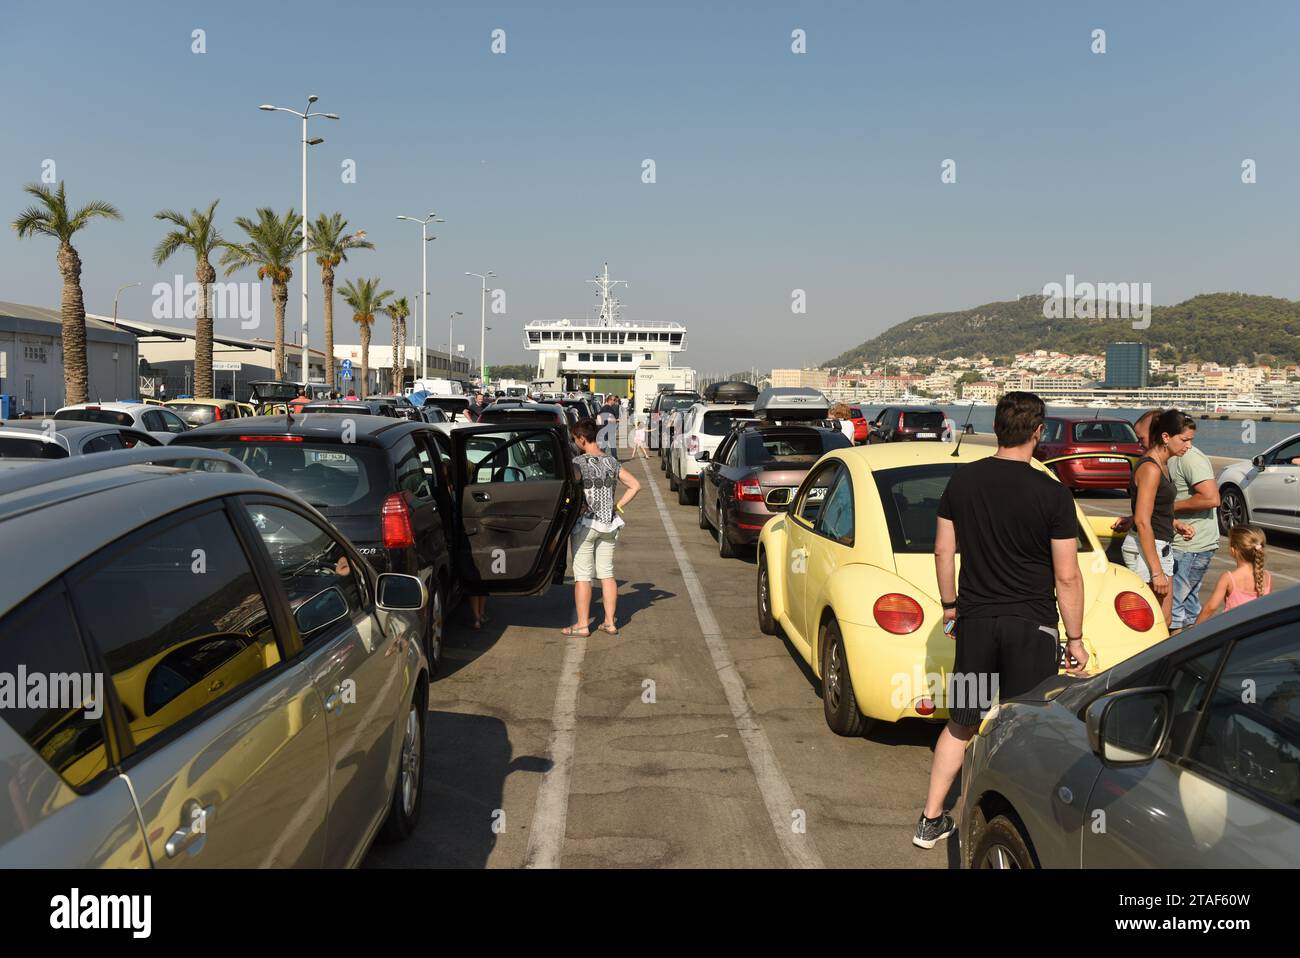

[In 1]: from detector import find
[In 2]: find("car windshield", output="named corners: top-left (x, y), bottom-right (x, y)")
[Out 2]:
top-left (0, 436), bottom-right (67, 459)
top-left (660, 395), bottom-right (698, 412)
top-left (1072, 421), bottom-right (1138, 443)
top-left (873, 462), bottom-right (1093, 554)
top-left (184, 440), bottom-right (387, 512)
top-left (701, 409), bottom-right (752, 436)
top-left (54, 409), bottom-right (134, 427)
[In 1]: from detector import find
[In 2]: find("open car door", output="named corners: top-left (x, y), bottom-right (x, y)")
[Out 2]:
top-left (450, 423), bottom-right (582, 595)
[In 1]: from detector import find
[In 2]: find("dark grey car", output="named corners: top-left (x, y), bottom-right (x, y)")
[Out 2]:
top-left (0, 420), bottom-right (165, 458)
top-left (959, 586), bottom-right (1300, 868)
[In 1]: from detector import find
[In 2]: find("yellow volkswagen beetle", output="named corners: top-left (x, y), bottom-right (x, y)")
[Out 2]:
top-left (756, 441), bottom-right (1167, 735)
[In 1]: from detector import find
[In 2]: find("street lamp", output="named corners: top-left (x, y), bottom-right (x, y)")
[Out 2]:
top-left (465, 271), bottom-right (495, 386)
top-left (448, 311), bottom-right (463, 376)
top-left (259, 95), bottom-right (339, 381)
top-left (112, 281), bottom-right (141, 330)
top-left (397, 212), bottom-right (443, 380)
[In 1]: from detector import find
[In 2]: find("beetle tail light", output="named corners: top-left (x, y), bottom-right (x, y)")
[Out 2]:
top-left (873, 593), bottom-right (924, 634)
top-left (1114, 591), bottom-right (1155, 632)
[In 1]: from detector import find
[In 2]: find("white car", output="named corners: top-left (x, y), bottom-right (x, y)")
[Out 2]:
top-left (1216, 431), bottom-right (1300, 534)
top-left (54, 402), bottom-right (191, 441)
top-left (667, 402), bottom-right (754, 506)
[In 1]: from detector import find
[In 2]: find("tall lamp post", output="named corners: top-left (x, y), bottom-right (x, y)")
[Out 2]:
top-left (465, 271), bottom-right (494, 386)
top-left (448, 310), bottom-right (463, 377)
top-left (397, 212), bottom-right (443, 381)
top-left (259, 95), bottom-right (338, 382)
top-left (112, 281), bottom-right (141, 330)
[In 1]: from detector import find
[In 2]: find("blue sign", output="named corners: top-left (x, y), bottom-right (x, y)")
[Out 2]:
top-left (341, 358), bottom-right (353, 380)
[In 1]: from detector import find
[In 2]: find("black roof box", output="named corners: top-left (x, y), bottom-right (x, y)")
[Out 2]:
top-left (752, 387), bottom-right (830, 421)
top-left (702, 381), bottom-right (759, 403)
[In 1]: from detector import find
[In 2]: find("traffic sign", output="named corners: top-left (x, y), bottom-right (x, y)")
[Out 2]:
top-left (213, 361), bottom-right (242, 371)
top-left (342, 358), bottom-right (354, 380)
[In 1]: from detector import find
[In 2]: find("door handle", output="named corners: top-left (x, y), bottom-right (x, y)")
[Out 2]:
top-left (165, 802), bottom-right (215, 858)
top-left (324, 685), bottom-right (342, 714)
top-left (1286, 476), bottom-right (1298, 484)
top-left (472, 491), bottom-right (491, 502)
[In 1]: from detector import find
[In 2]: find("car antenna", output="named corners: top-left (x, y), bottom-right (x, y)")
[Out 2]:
top-left (951, 402), bottom-right (976, 457)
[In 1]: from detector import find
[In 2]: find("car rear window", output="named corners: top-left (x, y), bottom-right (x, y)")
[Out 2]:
top-left (169, 403), bottom-right (219, 425)
top-left (1072, 421), bottom-right (1138, 443)
top-left (0, 437), bottom-right (67, 459)
top-left (901, 411), bottom-right (945, 431)
top-left (184, 440), bottom-right (389, 513)
top-left (54, 409), bottom-right (134, 427)
top-left (742, 429), bottom-right (848, 464)
top-left (701, 408), bottom-right (752, 436)
top-left (659, 395), bottom-right (698, 413)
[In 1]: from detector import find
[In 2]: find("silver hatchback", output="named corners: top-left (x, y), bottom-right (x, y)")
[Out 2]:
top-left (0, 448), bottom-right (430, 867)
top-left (959, 586), bottom-right (1300, 868)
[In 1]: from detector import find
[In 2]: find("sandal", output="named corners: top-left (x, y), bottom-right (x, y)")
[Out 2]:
top-left (598, 623), bottom-right (619, 635)
top-left (561, 624), bottom-right (590, 637)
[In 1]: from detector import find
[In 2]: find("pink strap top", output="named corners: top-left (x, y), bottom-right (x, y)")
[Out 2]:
top-left (1224, 570), bottom-right (1271, 610)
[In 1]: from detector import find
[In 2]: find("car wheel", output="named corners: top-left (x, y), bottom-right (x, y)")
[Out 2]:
top-left (757, 551), bottom-right (778, 635)
top-left (668, 458), bottom-right (679, 492)
top-left (718, 502), bottom-right (737, 558)
top-left (378, 683), bottom-right (426, 843)
top-left (698, 489), bottom-right (711, 529)
top-left (971, 813), bottom-right (1037, 869)
top-left (1219, 485), bottom-right (1248, 534)
top-left (426, 578), bottom-right (446, 675)
top-left (819, 618), bottom-right (869, 736)
top-left (677, 477), bottom-right (694, 505)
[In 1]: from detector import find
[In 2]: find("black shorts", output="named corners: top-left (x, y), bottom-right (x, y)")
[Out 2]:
top-left (948, 616), bottom-right (1058, 726)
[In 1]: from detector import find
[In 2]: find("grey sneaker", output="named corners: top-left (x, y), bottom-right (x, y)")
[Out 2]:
top-left (912, 812), bottom-right (955, 849)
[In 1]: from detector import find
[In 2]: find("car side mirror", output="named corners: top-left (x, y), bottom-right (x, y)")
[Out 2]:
top-left (377, 573), bottom-right (427, 612)
top-left (1252, 455), bottom-right (1264, 468)
top-left (1085, 686), bottom-right (1172, 765)
top-left (765, 487), bottom-right (793, 511)
top-left (294, 587), bottom-right (350, 635)
top-left (695, 451), bottom-right (710, 462)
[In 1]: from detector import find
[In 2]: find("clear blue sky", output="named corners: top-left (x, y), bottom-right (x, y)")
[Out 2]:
top-left (3, 0), bottom-right (1298, 372)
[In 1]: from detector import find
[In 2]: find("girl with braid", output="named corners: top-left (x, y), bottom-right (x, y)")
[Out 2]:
top-left (1195, 526), bottom-right (1272, 623)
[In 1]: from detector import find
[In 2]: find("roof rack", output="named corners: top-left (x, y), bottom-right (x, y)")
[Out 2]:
top-left (0, 446), bottom-right (253, 500)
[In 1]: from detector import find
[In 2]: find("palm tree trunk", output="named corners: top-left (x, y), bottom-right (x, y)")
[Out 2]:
top-left (359, 323), bottom-right (371, 395)
top-left (391, 313), bottom-right (399, 393)
top-left (321, 264), bottom-right (335, 389)
top-left (272, 279), bottom-right (288, 379)
top-left (57, 242), bottom-right (89, 405)
top-left (194, 259), bottom-right (216, 398)
top-left (398, 318), bottom-right (407, 392)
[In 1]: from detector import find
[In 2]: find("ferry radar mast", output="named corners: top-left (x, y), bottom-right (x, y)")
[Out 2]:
top-left (586, 262), bottom-right (628, 327)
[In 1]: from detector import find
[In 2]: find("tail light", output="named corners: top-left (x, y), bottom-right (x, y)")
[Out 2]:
top-left (736, 479), bottom-right (764, 501)
top-left (873, 593), bottom-right (924, 634)
top-left (242, 435), bottom-right (302, 442)
top-left (382, 493), bottom-right (415, 549)
top-left (915, 698), bottom-right (936, 717)
top-left (687, 435), bottom-right (699, 454)
top-left (213, 407), bottom-right (222, 421)
top-left (1114, 591), bottom-right (1155, 632)
top-left (898, 412), bottom-right (906, 431)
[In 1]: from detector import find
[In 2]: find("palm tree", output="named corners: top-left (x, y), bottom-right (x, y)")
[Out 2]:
top-left (153, 200), bottom-right (227, 398)
top-left (339, 277), bottom-right (393, 395)
top-left (220, 207), bottom-right (302, 379)
top-left (11, 182), bottom-right (122, 404)
top-left (307, 212), bottom-right (373, 389)
top-left (386, 296), bottom-right (411, 394)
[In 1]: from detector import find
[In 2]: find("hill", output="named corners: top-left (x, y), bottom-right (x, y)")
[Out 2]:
top-left (824, 293), bottom-right (1300, 368)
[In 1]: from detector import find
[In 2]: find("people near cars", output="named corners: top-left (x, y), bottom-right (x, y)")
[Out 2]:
top-left (828, 403), bottom-right (855, 444)
top-left (289, 386), bottom-right (311, 413)
top-left (631, 416), bottom-right (650, 459)
top-left (563, 417), bottom-right (641, 637)
top-left (1168, 415), bottom-right (1221, 633)
top-left (916, 391), bottom-right (1087, 851)
top-left (1195, 525), bottom-right (1272, 623)
top-left (1122, 409), bottom-right (1195, 627)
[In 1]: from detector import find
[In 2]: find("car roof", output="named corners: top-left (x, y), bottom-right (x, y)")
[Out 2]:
top-left (828, 438), bottom-right (994, 472)
top-left (0, 421), bottom-right (129, 438)
top-left (57, 402), bottom-right (151, 415)
top-left (183, 413), bottom-right (411, 444)
top-left (167, 398), bottom-right (234, 407)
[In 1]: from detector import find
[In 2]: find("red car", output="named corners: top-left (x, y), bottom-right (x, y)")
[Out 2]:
top-left (847, 405), bottom-right (870, 443)
top-left (1035, 416), bottom-right (1144, 491)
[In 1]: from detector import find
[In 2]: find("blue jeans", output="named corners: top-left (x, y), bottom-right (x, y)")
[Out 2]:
top-left (1171, 549), bottom-right (1215, 629)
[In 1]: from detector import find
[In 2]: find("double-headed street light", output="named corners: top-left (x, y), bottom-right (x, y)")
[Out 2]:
top-left (259, 95), bottom-right (339, 382)
top-left (396, 212), bottom-right (443, 380)
top-left (465, 271), bottom-right (495, 386)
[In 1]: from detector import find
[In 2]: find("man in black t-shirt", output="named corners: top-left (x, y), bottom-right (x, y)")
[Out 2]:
top-left (913, 391), bottom-right (1088, 850)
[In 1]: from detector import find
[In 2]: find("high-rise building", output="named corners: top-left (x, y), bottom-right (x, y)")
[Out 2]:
top-left (1105, 342), bottom-right (1149, 389)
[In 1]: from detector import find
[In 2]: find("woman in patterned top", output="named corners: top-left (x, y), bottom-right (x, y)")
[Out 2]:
top-left (563, 417), bottom-right (641, 636)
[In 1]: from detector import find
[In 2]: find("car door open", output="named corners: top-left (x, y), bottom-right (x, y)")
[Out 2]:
top-left (451, 424), bottom-right (581, 595)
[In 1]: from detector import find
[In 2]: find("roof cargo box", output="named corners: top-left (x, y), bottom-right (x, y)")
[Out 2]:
top-left (752, 387), bottom-right (830, 421)
top-left (702, 381), bottom-right (759, 403)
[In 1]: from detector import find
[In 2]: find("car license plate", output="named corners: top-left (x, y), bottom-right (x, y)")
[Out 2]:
top-left (807, 487), bottom-right (827, 502)
top-left (1098, 457), bottom-right (1126, 464)
top-left (916, 432), bottom-right (937, 439)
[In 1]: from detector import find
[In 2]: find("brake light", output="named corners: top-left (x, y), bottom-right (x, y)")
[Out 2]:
top-left (1114, 591), bottom-right (1155, 632)
top-left (382, 493), bottom-right (416, 549)
top-left (898, 412), bottom-right (905, 431)
top-left (241, 435), bottom-right (303, 442)
top-left (873, 593), bottom-right (924, 634)
top-left (213, 407), bottom-right (222, 421)
top-left (915, 698), bottom-right (936, 717)
top-left (85, 405), bottom-right (100, 411)
top-left (737, 479), bottom-right (763, 501)
top-left (687, 434), bottom-right (699, 454)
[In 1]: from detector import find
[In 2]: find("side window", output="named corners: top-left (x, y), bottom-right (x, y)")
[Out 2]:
top-left (1266, 438), bottom-right (1300, 466)
top-left (724, 437), bottom-right (740, 467)
top-left (1043, 419), bottom-right (1064, 443)
top-left (795, 463), bottom-right (838, 527)
top-left (82, 432), bottom-right (126, 454)
top-left (392, 437), bottom-right (433, 501)
top-left (0, 586), bottom-right (109, 790)
top-left (160, 410), bottom-right (190, 434)
top-left (69, 509), bottom-right (282, 752)
top-left (816, 470), bottom-right (855, 545)
top-left (1186, 626), bottom-right (1300, 810)
top-left (142, 411), bottom-right (164, 432)
top-left (242, 501), bottom-right (365, 644)
top-left (465, 430), bottom-right (563, 484)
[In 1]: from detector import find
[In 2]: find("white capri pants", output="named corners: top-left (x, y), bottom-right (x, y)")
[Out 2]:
top-left (572, 523), bottom-right (620, 581)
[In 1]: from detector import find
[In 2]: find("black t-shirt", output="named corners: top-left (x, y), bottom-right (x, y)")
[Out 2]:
top-left (936, 456), bottom-right (1079, 627)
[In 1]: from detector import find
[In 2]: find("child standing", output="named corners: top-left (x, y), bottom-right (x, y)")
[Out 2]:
top-left (631, 416), bottom-right (650, 459)
top-left (563, 417), bottom-right (641, 637)
top-left (1195, 526), bottom-right (1271, 624)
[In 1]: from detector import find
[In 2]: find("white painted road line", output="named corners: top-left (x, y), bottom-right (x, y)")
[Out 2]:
top-left (640, 459), bottom-right (825, 869)
top-left (523, 631), bottom-right (587, 868)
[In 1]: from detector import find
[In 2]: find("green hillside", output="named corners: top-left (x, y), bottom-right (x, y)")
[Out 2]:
top-left (825, 293), bottom-right (1300, 368)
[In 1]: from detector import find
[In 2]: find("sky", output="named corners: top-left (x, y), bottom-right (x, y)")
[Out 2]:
top-left (3, 0), bottom-right (1299, 374)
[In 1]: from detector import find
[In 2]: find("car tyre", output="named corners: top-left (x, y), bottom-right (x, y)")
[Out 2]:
top-left (378, 682), bottom-right (427, 843)
top-left (1219, 485), bottom-right (1248, 534)
top-left (970, 813), bottom-right (1037, 870)
top-left (677, 476), bottom-right (694, 505)
top-left (820, 618), bottom-right (869, 737)
top-left (757, 551), bottom-right (778, 635)
top-left (698, 489), bottom-right (711, 529)
top-left (668, 457), bottom-right (679, 492)
top-left (717, 501), bottom-right (737, 558)
top-left (426, 578), bottom-right (446, 675)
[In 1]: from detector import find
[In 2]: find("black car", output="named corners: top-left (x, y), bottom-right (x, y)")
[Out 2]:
top-left (366, 395), bottom-right (422, 421)
top-left (304, 399), bottom-right (399, 418)
top-left (867, 407), bottom-right (946, 443)
top-left (423, 395), bottom-right (471, 422)
top-left (651, 390), bottom-right (701, 470)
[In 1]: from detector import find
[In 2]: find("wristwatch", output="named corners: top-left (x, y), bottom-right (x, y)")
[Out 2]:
top-left (941, 599), bottom-right (957, 611)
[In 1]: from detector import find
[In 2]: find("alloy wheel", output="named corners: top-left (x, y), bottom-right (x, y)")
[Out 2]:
top-left (399, 706), bottom-right (421, 817)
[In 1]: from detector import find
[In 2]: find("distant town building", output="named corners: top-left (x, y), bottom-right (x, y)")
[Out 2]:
top-left (770, 367), bottom-right (831, 390)
top-left (1105, 342), bottom-right (1150, 389)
